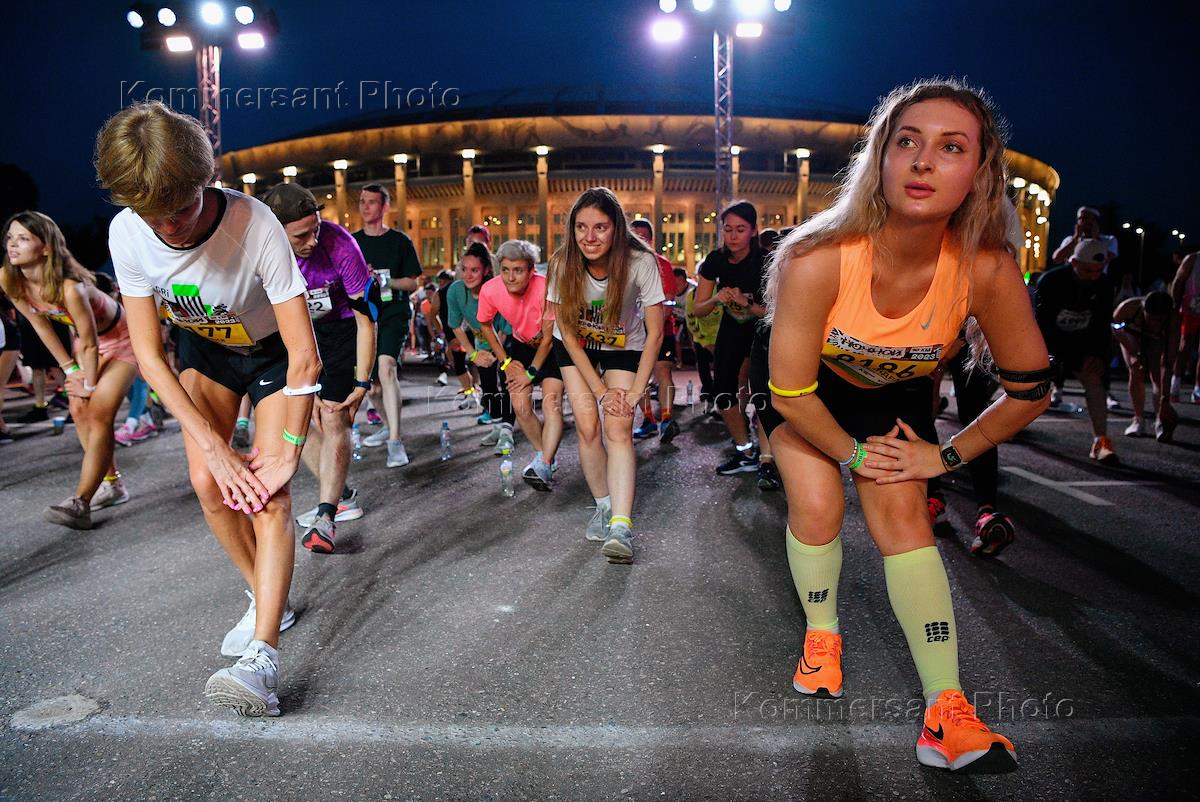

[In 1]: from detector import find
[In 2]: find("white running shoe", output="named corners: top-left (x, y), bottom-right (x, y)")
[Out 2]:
top-left (205, 639), bottom-right (281, 717)
top-left (1124, 418), bottom-right (1145, 437)
top-left (386, 440), bottom-right (410, 468)
top-left (295, 490), bottom-right (364, 527)
top-left (362, 426), bottom-right (390, 447)
top-left (436, 372), bottom-right (448, 386)
top-left (522, 456), bottom-right (553, 492)
top-left (602, 521), bottom-right (634, 564)
top-left (480, 424), bottom-right (501, 447)
top-left (494, 425), bottom-right (515, 456)
top-left (222, 589), bottom-right (296, 657)
top-left (90, 477), bottom-right (130, 509)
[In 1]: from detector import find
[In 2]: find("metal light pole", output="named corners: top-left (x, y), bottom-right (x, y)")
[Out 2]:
top-left (197, 45), bottom-right (222, 159)
top-left (713, 30), bottom-right (734, 216)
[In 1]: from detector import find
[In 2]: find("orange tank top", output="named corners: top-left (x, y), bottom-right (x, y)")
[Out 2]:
top-left (820, 236), bottom-right (968, 389)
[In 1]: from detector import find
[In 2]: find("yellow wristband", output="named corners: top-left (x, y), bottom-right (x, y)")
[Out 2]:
top-left (500, 357), bottom-right (513, 370)
top-left (468, 350), bottom-right (479, 363)
top-left (768, 378), bottom-right (818, 397)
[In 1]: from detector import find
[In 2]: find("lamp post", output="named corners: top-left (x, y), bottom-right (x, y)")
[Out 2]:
top-left (651, 0), bottom-right (795, 216)
top-left (126, 2), bottom-right (278, 180)
top-left (1123, 222), bottom-right (1147, 289)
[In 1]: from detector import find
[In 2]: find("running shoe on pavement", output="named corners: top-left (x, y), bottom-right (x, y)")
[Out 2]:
top-left (632, 420), bottom-right (657, 440)
top-left (522, 456), bottom-right (553, 492)
top-left (295, 489), bottom-right (363, 527)
top-left (204, 639), bottom-right (281, 717)
top-left (476, 410), bottom-right (494, 425)
top-left (970, 510), bottom-right (1016, 558)
top-left (222, 589), bottom-right (296, 657)
top-left (717, 448), bottom-right (758, 475)
top-left (44, 496), bottom-right (92, 530)
top-left (480, 424), bottom-right (501, 447)
top-left (90, 477), bottom-right (130, 510)
top-left (659, 418), bottom-right (680, 444)
top-left (585, 506), bottom-right (611, 542)
top-left (757, 460), bottom-right (783, 491)
top-left (436, 371), bottom-right (448, 386)
top-left (494, 425), bottom-right (515, 456)
top-left (916, 689), bottom-right (1017, 772)
top-left (927, 496), bottom-right (948, 527)
top-left (301, 515), bottom-right (336, 554)
top-left (1123, 418), bottom-right (1145, 437)
top-left (386, 440), bottom-right (410, 468)
top-left (362, 426), bottom-right (390, 447)
top-left (366, 407), bottom-right (383, 426)
top-left (19, 405), bottom-right (49, 423)
top-left (115, 421), bottom-right (157, 447)
top-left (230, 423), bottom-right (252, 450)
top-left (1106, 394), bottom-right (1120, 411)
top-left (601, 521), bottom-right (634, 564)
top-left (792, 628), bottom-right (843, 698)
top-left (1089, 436), bottom-right (1118, 464)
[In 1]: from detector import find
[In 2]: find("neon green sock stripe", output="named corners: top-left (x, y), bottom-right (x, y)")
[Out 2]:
top-left (883, 545), bottom-right (961, 698)
top-left (785, 528), bottom-right (841, 630)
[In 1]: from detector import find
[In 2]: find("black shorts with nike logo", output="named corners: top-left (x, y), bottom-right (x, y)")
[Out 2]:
top-left (176, 328), bottom-right (288, 406)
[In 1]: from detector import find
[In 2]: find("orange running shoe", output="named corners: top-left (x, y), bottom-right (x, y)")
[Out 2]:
top-left (791, 629), bottom-right (843, 698)
top-left (917, 689), bottom-right (1017, 772)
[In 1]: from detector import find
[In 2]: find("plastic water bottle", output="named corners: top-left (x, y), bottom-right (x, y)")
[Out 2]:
top-left (686, 380), bottom-right (694, 405)
top-left (351, 423), bottom-right (363, 462)
top-left (439, 420), bottom-right (453, 461)
top-left (499, 457), bottom-right (515, 497)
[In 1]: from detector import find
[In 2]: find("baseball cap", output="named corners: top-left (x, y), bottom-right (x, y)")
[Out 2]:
top-left (261, 183), bottom-right (324, 225)
top-left (1071, 237), bottom-right (1108, 264)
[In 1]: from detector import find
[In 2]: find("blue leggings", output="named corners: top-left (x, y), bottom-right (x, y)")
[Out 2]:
top-left (126, 377), bottom-right (149, 420)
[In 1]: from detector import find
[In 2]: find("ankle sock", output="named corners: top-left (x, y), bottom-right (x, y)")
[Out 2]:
top-left (316, 502), bottom-right (338, 521)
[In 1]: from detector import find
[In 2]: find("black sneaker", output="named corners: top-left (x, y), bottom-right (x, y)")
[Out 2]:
top-left (757, 460), bottom-right (783, 491)
top-left (717, 449), bottom-right (759, 475)
top-left (19, 405), bottom-right (49, 423)
top-left (659, 418), bottom-right (680, 444)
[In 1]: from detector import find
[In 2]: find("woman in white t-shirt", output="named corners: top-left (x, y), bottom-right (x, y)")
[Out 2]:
top-left (95, 101), bottom-right (321, 719)
top-left (547, 188), bottom-right (665, 564)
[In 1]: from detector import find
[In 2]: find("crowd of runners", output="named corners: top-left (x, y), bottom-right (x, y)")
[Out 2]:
top-left (3, 77), bottom-right (1198, 774)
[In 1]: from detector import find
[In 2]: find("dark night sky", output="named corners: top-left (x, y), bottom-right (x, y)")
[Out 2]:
top-left (3, 1), bottom-right (1197, 276)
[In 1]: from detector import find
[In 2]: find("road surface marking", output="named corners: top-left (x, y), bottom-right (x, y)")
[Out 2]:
top-left (1001, 467), bottom-right (1113, 506)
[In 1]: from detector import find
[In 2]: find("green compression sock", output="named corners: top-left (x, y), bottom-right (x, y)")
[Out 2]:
top-left (883, 545), bottom-right (961, 699)
top-left (785, 528), bottom-right (841, 632)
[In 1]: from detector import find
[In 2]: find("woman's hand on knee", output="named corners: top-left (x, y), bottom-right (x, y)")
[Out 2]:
top-left (863, 419), bottom-right (944, 484)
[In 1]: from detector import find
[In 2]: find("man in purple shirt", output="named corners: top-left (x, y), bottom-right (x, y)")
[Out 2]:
top-left (264, 184), bottom-right (376, 554)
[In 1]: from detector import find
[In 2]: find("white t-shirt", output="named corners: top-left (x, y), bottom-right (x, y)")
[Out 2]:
top-left (109, 189), bottom-right (307, 352)
top-left (547, 249), bottom-right (665, 351)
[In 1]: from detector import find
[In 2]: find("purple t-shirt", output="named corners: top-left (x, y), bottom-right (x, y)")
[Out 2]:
top-left (297, 221), bottom-right (370, 323)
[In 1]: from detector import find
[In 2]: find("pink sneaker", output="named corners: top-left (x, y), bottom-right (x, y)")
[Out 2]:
top-left (115, 421), bottom-right (157, 447)
top-left (366, 408), bottom-right (383, 426)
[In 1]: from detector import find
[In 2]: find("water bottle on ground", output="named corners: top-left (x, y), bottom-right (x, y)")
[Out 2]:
top-left (439, 420), bottom-right (453, 461)
top-left (686, 380), bottom-right (694, 405)
top-left (351, 423), bottom-right (363, 462)
top-left (499, 457), bottom-right (515, 497)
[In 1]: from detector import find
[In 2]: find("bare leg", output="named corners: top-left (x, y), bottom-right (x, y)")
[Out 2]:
top-left (540, 378), bottom-right (565, 464)
top-left (559, 366), bottom-right (607, 498)
top-left (1077, 357), bottom-right (1108, 438)
top-left (510, 381), bottom-right (544, 454)
top-left (71, 358), bottom-right (136, 501)
top-left (599, 369), bottom-right (638, 519)
top-left (245, 391), bottom-right (297, 646)
top-left (377, 355), bottom-right (403, 439)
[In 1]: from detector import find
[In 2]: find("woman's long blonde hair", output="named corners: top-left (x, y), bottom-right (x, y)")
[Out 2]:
top-left (0, 211), bottom-right (95, 307)
top-left (764, 78), bottom-right (1011, 324)
top-left (548, 187), bottom-right (654, 330)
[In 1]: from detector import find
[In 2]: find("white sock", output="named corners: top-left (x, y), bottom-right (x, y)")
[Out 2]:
top-left (594, 495), bottom-right (611, 511)
top-left (807, 622), bottom-right (840, 635)
top-left (124, 416), bottom-right (139, 430)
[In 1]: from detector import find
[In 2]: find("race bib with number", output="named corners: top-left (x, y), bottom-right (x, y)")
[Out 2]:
top-left (720, 299), bottom-right (756, 324)
top-left (42, 308), bottom-right (74, 327)
top-left (306, 286), bottom-right (334, 320)
top-left (375, 269), bottom-right (394, 303)
top-left (578, 300), bottom-right (625, 349)
top-left (821, 327), bottom-right (942, 388)
top-left (1055, 309), bottom-right (1092, 333)
top-left (159, 283), bottom-right (255, 347)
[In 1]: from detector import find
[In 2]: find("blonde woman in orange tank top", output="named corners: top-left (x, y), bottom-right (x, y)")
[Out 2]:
top-left (759, 80), bottom-right (1053, 773)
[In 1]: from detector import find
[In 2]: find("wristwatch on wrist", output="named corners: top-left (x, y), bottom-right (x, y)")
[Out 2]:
top-left (939, 439), bottom-right (966, 472)
top-left (353, 379), bottom-right (371, 390)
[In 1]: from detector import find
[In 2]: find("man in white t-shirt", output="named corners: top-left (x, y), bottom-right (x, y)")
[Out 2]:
top-left (1052, 206), bottom-right (1118, 270)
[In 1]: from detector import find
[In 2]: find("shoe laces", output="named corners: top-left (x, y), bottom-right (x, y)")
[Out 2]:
top-left (806, 630), bottom-right (841, 659)
top-left (236, 644), bottom-right (276, 673)
top-left (935, 690), bottom-right (989, 732)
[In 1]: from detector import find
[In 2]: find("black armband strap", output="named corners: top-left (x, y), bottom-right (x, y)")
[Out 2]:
top-left (348, 276), bottom-right (383, 322)
top-left (996, 364), bottom-right (1055, 401)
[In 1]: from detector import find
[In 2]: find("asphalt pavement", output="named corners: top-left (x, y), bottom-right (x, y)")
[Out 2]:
top-left (2, 362), bottom-right (1198, 801)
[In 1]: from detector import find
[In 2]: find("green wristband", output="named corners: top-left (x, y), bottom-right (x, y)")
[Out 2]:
top-left (525, 369), bottom-right (537, 381)
top-left (282, 428), bottom-right (306, 446)
top-left (848, 441), bottom-right (867, 471)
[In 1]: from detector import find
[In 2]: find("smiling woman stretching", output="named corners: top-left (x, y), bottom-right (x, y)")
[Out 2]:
top-left (759, 79), bottom-right (1052, 772)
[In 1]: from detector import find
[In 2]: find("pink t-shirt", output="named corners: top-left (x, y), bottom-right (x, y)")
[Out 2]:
top-left (477, 273), bottom-right (550, 344)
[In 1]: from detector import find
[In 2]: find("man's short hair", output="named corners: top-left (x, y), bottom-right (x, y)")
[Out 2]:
top-left (1077, 206), bottom-right (1101, 220)
top-left (360, 184), bottom-right (390, 205)
top-left (629, 218), bottom-right (655, 239)
top-left (1144, 290), bottom-right (1172, 316)
top-left (672, 267), bottom-right (688, 280)
top-left (94, 101), bottom-right (216, 216)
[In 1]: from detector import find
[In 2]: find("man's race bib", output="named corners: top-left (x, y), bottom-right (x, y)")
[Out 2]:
top-left (1055, 309), bottom-right (1092, 333)
top-left (374, 269), bottom-right (394, 303)
top-left (821, 327), bottom-right (942, 388)
top-left (306, 286), bottom-right (334, 320)
top-left (158, 283), bottom-right (254, 346)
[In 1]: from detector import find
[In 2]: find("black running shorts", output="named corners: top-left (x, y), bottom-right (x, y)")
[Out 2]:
top-left (176, 329), bottom-right (288, 406)
top-left (313, 317), bottom-right (358, 403)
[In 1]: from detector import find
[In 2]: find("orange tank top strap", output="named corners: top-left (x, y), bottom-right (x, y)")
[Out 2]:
top-left (820, 235), bottom-right (969, 389)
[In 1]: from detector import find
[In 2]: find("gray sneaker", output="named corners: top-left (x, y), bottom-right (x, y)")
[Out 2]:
top-left (231, 424), bottom-right (252, 450)
top-left (584, 506), bottom-right (611, 542)
top-left (386, 439), bottom-right (410, 468)
top-left (45, 496), bottom-right (92, 530)
top-left (222, 589), bottom-right (296, 657)
top-left (602, 521), bottom-right (634, 564)
top-left (480, 424), bottom-right (501, 447)
top-left (522, 457), bottom-right (553, 492)
top-left (90, 478), bottom-right (130, 510)
top-left (363, 426), bottom-right (390, 447)
top-left (204, 640), bottom-right (281, 717)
